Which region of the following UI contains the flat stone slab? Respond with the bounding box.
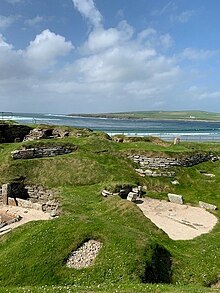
[137,197,218,240]
[127,192,138,202]
[199,201,217,211]
[168,193,183,204]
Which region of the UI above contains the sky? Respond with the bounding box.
[0,0,220,114]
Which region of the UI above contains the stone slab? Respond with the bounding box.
[127,192,137,202]
[168,193,183,205]
[199,201,217,211]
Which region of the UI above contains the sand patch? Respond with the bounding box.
[0,205,51,235]
[137,197,218,240]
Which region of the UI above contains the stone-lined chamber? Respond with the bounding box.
[11,145,77,160]
[0,124,32,143]
[0,178,59,217]
[128,153,219,177]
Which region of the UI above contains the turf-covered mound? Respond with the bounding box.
[0,124,219,292]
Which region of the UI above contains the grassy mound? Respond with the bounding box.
[0,126,219,292]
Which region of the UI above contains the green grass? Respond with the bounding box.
[0,127,220,292]
[68,110,220,121]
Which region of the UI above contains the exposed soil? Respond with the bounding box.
[137,197,218,240]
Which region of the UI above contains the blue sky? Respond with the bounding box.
[0,0,220,114]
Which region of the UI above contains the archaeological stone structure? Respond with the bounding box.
[23,128,70,141]
[0,124,31,143]
[128,153,219,177]
[11,145,76,160]
[0,178,59,216]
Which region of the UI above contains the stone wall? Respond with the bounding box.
[23,128,69,141]
[0,124,32,143]
[0,182,59,216]
[11,145,76,160]
[128,153,218,170]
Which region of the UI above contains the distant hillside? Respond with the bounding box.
[68,110,220,121]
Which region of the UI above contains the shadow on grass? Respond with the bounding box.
[142,244,172,284]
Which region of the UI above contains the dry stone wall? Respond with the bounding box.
[0,182,59,216]
[11,146,75,160]
[0,124,31,143]
[23,128,69,141]
[128,153,218,171]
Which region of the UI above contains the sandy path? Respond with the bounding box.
[0,205,51,236]
[137,197,218,240]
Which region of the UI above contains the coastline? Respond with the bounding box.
[67,114,220,123]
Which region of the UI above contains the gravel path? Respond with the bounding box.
[137,197,218,240]
[66,240,102,269]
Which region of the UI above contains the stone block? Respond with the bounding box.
[101,190,112,197]
[171,180,180,185]
[168,193,183,204]
[7,197,17,206]
[2,183,11,205]
[32,202,43,211]
[199,201,217,210]
[17,198,33,209]
[127,192,137,202]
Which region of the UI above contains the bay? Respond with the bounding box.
[2,112,220,141]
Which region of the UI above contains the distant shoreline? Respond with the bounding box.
[67,114,220,123]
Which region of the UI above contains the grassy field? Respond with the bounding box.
[68,110,220,121]
[0,126,220,292]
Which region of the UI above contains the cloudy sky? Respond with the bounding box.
[0,0,220,114]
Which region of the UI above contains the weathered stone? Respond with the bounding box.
[127,192,138,202]
[173,137,180,145]
[203,173,215,178]
[11,146,76,160]
[66,240,102,269]
[199,201,217,210]
[2,184,10,205]
[171,180,180,185]
[17,198,33,209]
[7,197,17,206]
[129,153,218,171]
[144,170,153,176]
[101,190,112,197]
[168,193,183,204]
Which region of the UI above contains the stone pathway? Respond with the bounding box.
[137,197,218,240]
[66,240,102,269]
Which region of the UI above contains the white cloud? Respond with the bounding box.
[5,0,24,3]
[0,1,218,113]
[84,21,134,52]
[25,16,44,27]
[171,10,195,23]
[180,48,218,60]
[0,15,17,30]
[0,34,13,49]
[138,28,173,50]
[72,0,102,27]
[24,29,74,68]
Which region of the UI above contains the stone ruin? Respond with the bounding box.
[23,128,70,141]
[128,153,219,177]
[0,210,21,229]
[11,145,76,160]
[102,184,143,202]
[0,177,59,217]
[0,124,32,143]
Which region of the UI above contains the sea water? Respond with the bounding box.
[2,112,220,141]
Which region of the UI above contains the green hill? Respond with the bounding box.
[68,110,220,121]
[0,125,219,292]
